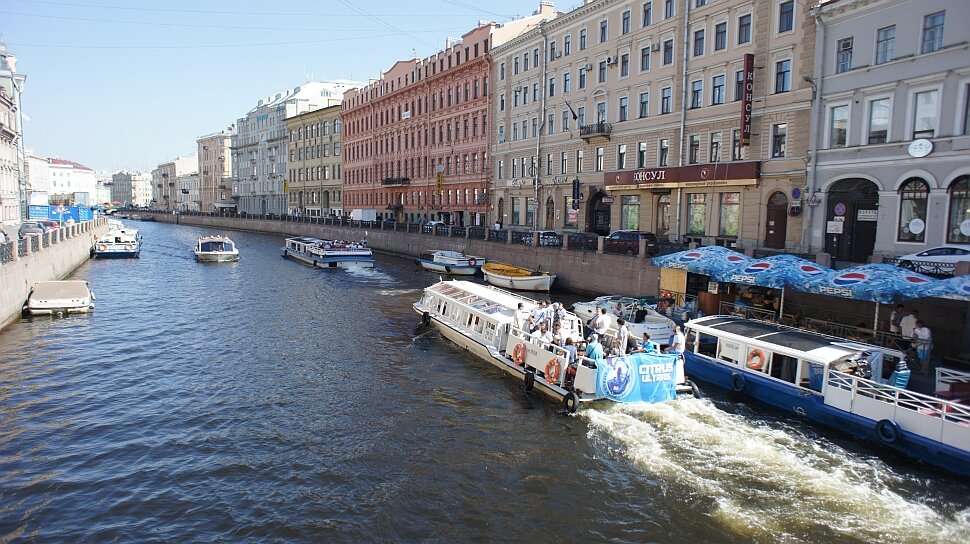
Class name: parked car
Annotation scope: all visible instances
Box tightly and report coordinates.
[18,221,48,238]
[526,230,563,247]
[36,219,60,231]
[897,245,970,273]
[604,230,659,255]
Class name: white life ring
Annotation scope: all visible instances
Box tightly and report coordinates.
[468,258,477,266]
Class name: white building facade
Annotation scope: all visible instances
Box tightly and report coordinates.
[0,40,25,224]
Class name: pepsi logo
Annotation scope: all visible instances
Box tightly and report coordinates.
[903,275,931,285]
[799,264,826,276]
[726,255,748,263]
[832,272,868,286]
[743,262,772,275]
[678,251,703,263]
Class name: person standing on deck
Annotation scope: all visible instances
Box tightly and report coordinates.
[912,320,933,374]
[665,326,685,355]
[616,318,631,354]
[889,304,905,335]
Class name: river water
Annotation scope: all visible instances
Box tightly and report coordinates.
[0,221,967,543]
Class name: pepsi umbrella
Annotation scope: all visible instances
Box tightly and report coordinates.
[911,274,970,301]
[651,246,752,278]
[718,254,833,318]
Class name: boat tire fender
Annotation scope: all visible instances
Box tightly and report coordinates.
[421,312,431,327]
[524,370,535,391]
[730,372,746,393]
[561,391,580,414]
[687,380,702,399]
[468,258,477,266]
[876,419,901,444]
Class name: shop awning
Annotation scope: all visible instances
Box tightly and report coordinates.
[651,246,753,277]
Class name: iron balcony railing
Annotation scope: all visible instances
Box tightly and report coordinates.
[580,121,612,138]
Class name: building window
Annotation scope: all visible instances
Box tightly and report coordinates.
[778,1,794,33]
[659,138,669,166]
[620,53,630,76]
[735,70,744,101]
[775,59,791,93]
[712,74,725,105]
[514,57,520,74]
[637,141,647,168]
[875,26,895,65]
[948,177,970,243]
[599,61,607,83]
[643,1,653,27]
[600,19,608,43]
[694,29,705,57]
[661,87,672,114]
[547,113,555,135]
[621,195,640,230]
[771,123,787,158]
[577,106,585,125]
[898,178,929,242]
[829,105,848,148]
[595,147,604,172]
[738,14,751,44]
[868,98,889,144]
[964,84,970,135]
[714,22,727,51]
[549,41,557,61]
[836,37,853,73]
[664,0,674,19]
[580,28,587,50]
[921,11,945,54]
[512,197,521,225]
[596,101,607,123]
[549,77,556,97]
[710,132,721,162]
[618,144,627,169]
[576,149,584,172]
[913,89,938,138]
[498,160,504,179]
[690,80,703,108]
[622,10,631,34]
[640,46,651,71]
[618,97,629,121]
[688,134,700,164]
[719,192,740,236]
[563,72,572,94]
[732,128,745,160]
[639,92,650,118]
[663,39,674,65]
[561,151,568,173]
[564,35,571,55]
[687,193,706,235]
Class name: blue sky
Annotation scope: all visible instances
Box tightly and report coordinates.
[3,0,568,172]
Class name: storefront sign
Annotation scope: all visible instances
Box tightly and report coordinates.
[604,161,760,190]
[507,178,531,188]
[740,53,754,145]
[908,139,933,158]
[708,282,719,294]
[908,218,925,235]
[961,219,970,237]
[633,170,667,182]
[826,221,844,234]
[857,209,877,222]
[548,175,570,185]
[602,196,615,204]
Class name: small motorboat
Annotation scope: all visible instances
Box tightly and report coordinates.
[482,262,556,291]
[195,235,240,262]
[573,295,677,346]
[415,250,485,275]
[24,280,96,316]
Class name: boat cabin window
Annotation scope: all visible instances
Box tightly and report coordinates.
[744,347,770,375]
[769,353,798,384]
[687,330,717,356]
[716,338,742,366]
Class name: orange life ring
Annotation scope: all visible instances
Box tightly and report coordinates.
[660,290,673,299]
[468,258,477,266]
[544,358,562,384]
[511,343,527,366]
[125,244,133,250]
[97,244,106,251]
[747,349,766,371]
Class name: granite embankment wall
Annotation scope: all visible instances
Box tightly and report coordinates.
[159,214,659,297]
[0,218,109,331]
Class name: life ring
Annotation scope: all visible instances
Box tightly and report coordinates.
[97,244,106,251]
[524,370,535,391]
[544,358,562,384]
[468,258,477,266]
[511,343,527,366]
[876,419,901,444]
[730,372,746,392]
[747,349,766,370]
[660,290,673,299]
[561,391,580,414]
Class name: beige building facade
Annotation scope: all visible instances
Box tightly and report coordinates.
[285,104,344,217]
[197,130,234,212]
[492,0,814,250]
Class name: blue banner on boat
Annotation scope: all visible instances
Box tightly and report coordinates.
[595,352,679,403]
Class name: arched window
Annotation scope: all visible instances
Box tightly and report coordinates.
[334,119,342,133]
[898,178,928,242]
[948,176,970,244]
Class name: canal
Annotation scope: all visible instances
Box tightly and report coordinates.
[0,220,967,543]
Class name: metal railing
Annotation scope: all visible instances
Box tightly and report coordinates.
[579,121,612,138]
[719,301,777,322]
[881,257,955,277]
[510,230,532,245]
[567,232,598,252]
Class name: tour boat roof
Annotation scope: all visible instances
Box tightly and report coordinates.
[30,280,91,300]
[427,280,537,320]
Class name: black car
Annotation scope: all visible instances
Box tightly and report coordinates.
[604,230,659,255]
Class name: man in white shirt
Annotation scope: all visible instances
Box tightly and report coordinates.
[665,326,686,355]
[514,302,531,332]
[593,308,611,336]
[616,318,631,354]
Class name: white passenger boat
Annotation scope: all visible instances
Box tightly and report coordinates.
[282,236,374,269]
[195,235,239,262]
[24,280,95,316]
[482,262,556,291]
[413,280,698,413]
[683,315,970,476]
[415,250,485,275]
[91,220,142,258]
[573,295,677,346]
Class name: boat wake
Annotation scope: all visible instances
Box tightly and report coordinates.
[584,400,970,543]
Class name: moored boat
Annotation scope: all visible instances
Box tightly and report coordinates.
[415,250,485,275]
[683,315,970,476]
[282,236,374,269]
[91,221,142,258]
[24,280,95,316]
[482,262,556,291]
[573,295,677,347]
[413,279,698,413]
[195,235,239,262]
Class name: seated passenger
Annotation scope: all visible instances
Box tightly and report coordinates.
[585,334,604,362]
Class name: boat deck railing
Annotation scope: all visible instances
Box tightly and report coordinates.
[824,369,970,448]
[509,327,574,389]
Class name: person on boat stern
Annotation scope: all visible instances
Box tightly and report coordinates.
[665,326,685,356]
[514,302,530,332]
[912,320,933,374]
[531,322,553,345]
[633,333,659,354]
[585,334,604,362]
[591,307,611,337]
[616,318,631,354]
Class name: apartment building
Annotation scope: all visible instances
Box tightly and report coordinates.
[492,0,814,249]
[110,171,152,207]
[175,172,200,211]
[807,0,970,261]
[285,104,344,217]
[232,81,360,216]
[0,40,25,223]
[197,129,234,212]
[151,154,197,210]
[341,3,556,226]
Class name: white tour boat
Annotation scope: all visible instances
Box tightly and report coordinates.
[683,315,970,476]
[282,236,374,269]
[573,295,677,347]
[413,280,697,413]
[482,262,556,291]
[92,220,142,258]
[415,250,485,275]
[24,280,96,316]
[195,235,240,262]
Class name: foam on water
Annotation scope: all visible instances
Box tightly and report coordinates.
[584,399,970,543]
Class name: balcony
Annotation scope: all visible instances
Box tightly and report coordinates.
[381,177,411,186]
[580,121,612,141]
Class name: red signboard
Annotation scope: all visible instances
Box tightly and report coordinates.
[741,53,754,146]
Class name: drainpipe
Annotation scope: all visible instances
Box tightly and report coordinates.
[536,21,548,232]
[805,7,827,252]
[674,0,692,241]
